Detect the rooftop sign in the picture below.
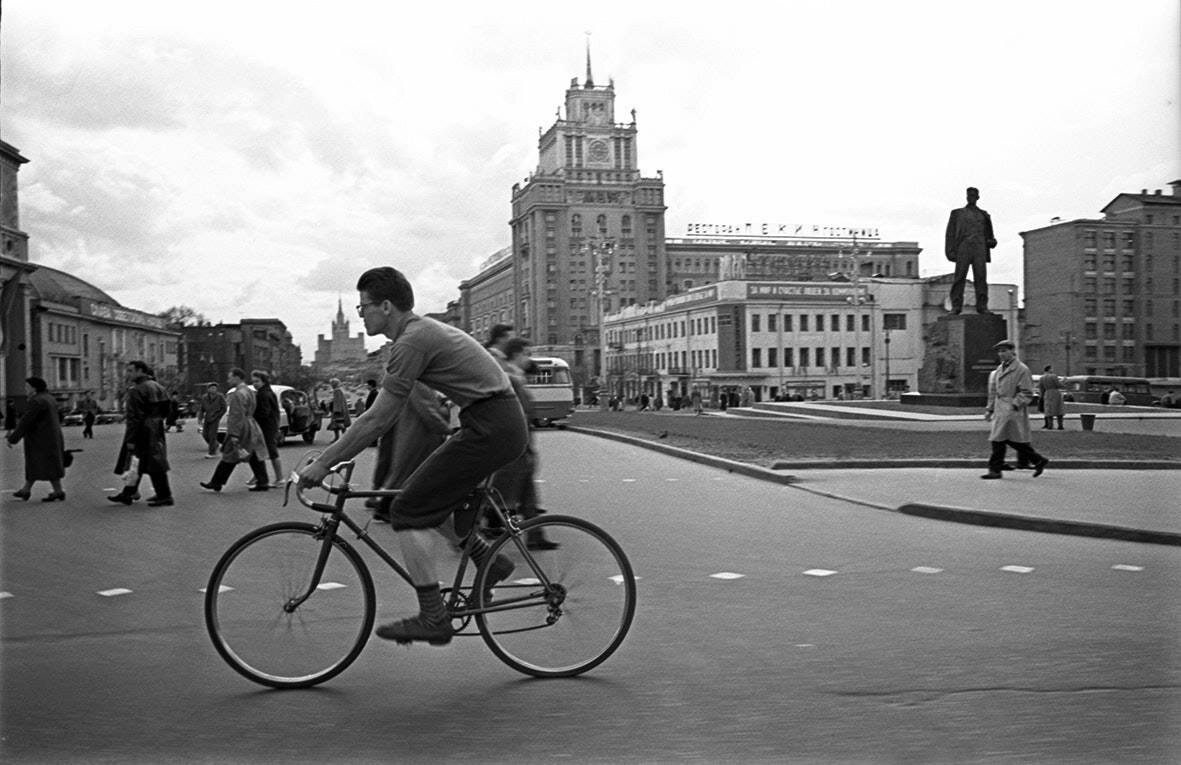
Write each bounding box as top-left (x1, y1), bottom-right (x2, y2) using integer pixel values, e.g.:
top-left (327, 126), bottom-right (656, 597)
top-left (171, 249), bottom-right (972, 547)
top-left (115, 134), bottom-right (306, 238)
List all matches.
top-left (686, 222), bottom-right (880, 240)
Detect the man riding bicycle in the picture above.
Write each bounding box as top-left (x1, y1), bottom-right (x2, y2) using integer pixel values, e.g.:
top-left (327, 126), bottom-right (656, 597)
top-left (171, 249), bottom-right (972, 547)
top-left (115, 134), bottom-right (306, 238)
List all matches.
top-left (297, 267), bottom-right (528, 645)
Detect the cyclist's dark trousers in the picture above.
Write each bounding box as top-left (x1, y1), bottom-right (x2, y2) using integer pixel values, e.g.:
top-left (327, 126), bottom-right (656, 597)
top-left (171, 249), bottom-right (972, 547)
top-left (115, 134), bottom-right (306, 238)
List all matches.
top-left (390, 393), bottom-right (528, 531)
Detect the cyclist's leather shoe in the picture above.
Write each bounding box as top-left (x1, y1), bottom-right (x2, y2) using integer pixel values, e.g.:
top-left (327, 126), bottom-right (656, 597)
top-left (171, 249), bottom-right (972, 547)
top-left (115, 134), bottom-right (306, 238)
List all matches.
top-left (375, 615), bottom-right (454, 646)
top-left (482, 554), bottom-right (515, 603)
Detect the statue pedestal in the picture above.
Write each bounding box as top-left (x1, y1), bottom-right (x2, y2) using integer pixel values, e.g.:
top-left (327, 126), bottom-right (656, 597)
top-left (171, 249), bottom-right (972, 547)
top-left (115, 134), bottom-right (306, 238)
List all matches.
top-left (908, 312), bottom-right (1008, 407)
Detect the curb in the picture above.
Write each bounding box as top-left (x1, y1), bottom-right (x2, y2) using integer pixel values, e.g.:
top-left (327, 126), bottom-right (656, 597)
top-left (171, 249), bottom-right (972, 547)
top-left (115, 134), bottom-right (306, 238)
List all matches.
top-left (897, 503), bottom-right (1181, 547)
top-left (770, 458), bottom-right (1181, 470)
top-left (565, 425), bottom-right (1180, 547)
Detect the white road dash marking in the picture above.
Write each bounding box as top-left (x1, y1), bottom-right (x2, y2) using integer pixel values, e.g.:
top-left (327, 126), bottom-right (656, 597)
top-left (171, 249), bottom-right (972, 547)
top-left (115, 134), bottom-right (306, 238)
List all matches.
top-left (1112, 564), bottom-right (1144, 572)
top-left (710, 572), bottom-right (745, 580)
top-left (316, 582), bottom-right (347, 590)
top-left (0, 592), bottom-right (12, 600)
top-left (912, 566), bottom-right (944, 574)
top-left (621, 478), bottom-right (637, 483)
top-left (1001, 566), bottom-right (1034, 574)
top-left (665, 478), bottom-right (680, 482)
top-left (803, 569), bottom-right (838, 577)
top-left (514, 577), bottom-right (542, 586)
top-left (608, 575), bottom-right (641, 585)
top-left (98, 588), bottom-right (133, 597)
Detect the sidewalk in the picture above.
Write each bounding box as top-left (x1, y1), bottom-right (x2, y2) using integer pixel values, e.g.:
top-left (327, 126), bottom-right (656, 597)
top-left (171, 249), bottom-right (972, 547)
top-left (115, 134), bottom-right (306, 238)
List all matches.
top-left (568, 425), bottom-right (1181, 546)
top-left (787, 467), bottom-right (1181, 546)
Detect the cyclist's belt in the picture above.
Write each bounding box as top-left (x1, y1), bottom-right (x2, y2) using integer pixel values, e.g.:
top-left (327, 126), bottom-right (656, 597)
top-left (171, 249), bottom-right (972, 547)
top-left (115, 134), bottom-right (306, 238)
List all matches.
top-left (462, 390), bottom-right (515, 412)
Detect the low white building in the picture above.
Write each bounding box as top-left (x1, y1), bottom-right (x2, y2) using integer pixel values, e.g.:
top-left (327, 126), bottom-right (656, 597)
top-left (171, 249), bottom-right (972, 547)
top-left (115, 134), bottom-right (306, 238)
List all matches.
top-left (602, 276), bottom-right (1018, 406)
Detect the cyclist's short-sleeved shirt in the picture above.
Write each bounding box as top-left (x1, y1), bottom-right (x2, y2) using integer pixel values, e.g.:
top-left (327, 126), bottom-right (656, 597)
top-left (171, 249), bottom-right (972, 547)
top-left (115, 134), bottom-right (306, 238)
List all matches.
top-left (381, 313), bottom-right (512, 419)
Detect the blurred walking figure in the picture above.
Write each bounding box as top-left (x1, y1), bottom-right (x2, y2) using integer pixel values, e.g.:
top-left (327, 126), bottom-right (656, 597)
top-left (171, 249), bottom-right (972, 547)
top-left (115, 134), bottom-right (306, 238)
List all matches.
top-left (1038, 365), bottom-right (1065, 430)
top-left (492, 337), bottom-right (557, 549)
top-left (690, 386), bottom-right (703, 415)
top-left (200, 368), bottom-right (271, 492)
top-left (251, 370), bottom-right (283, 485)
top-left (109, 361), bottom-right (173, 506)
top-left (327, 378), bottom-right (351, 442)
top-left (981, 341), bottom-right (1049, 480)
top-left (6, 376), bottom-right (66, 502)
top-left (368, 382), bottom-right (452, 523)
top-left (79, 391), bottom-right (99, 439)
top-left (196, 383), bottom-right (227, 458)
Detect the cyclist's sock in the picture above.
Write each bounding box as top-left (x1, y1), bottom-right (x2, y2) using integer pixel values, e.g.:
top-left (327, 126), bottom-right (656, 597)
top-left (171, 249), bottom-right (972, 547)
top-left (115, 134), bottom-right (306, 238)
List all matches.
top-left (415, 584), bottom-right (447, 626)
top-left (466, 534), bottom-right (494, 568)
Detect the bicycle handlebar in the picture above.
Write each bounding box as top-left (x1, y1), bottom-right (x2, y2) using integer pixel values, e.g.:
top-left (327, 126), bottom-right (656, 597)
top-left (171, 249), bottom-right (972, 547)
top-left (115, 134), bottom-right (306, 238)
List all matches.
top-left (284, 459), bottom-right (357, 513)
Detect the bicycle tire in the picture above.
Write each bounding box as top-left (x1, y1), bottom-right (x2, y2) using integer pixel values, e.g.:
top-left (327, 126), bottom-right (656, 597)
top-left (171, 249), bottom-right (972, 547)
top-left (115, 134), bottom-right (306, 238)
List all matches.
top-left (204, 522), bottom-right (376, 689)
top-left (474, 515), bottom-right (636, 678)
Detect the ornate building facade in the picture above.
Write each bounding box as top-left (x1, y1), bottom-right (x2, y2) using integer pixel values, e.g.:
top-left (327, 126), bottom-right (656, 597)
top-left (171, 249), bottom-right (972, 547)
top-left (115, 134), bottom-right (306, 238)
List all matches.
top-left (508, 53), bottom-right (668, 392)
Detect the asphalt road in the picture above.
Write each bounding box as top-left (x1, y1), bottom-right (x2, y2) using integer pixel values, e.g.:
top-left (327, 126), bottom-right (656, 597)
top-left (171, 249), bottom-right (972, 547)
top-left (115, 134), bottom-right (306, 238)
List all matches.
top-left (2, 423), bottom-right (1179, 763)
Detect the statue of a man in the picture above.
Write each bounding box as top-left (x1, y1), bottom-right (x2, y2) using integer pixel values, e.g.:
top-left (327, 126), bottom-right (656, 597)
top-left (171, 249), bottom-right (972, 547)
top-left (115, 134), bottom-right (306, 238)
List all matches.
top-left (945, 186), bottom-right (997, 314)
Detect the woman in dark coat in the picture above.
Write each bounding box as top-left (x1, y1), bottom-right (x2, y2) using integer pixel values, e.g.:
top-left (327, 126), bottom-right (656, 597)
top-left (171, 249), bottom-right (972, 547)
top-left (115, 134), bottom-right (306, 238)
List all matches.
top-left (6, 377), bottom-right (66, 501)
top-left (109, 361), bottom-right (173, 507)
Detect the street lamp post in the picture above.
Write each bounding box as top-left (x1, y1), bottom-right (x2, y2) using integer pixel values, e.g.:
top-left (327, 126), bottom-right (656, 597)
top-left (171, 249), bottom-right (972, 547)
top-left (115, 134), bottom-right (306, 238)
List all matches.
top-left (591, 237), bottom-right (615, 411)
top-left (883, 328), bottom-right (891, 399)
top-left (1062, 330), bottom-right (1074, 376)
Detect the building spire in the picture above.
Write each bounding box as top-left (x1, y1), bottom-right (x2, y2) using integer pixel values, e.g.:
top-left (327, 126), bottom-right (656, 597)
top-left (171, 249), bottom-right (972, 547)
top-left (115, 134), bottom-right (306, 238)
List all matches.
top-left (584, 32), bottom-right (594, 88)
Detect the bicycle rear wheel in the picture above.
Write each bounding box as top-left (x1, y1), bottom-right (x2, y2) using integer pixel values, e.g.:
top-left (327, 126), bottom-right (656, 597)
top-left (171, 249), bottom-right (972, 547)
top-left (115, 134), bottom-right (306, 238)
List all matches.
top-left (204, 522), bottom-right (375, 689)
top-left (475, 515), bottom-right (636, 677)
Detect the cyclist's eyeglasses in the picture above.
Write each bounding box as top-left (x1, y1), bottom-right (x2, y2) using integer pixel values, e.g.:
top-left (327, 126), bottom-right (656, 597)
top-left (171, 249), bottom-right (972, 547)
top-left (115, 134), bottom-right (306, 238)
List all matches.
top-left (356, 301), bottom-right (380, 316)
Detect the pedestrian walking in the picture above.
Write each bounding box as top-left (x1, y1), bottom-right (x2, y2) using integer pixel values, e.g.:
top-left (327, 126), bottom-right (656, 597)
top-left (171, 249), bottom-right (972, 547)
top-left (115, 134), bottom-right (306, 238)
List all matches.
top-left (6, 376), bottom-right (66, 502)
top-left (980, 340), bottom-right (1049, 480)
top-left (491, 337), bottom-right (557, 549)
top-left (251, 370), bottom-right (283, 486)
top-left (368, 382), bottom-right (452, 523)
top-left (200, 368), bottom-right (271, 492)
top-left (327, 378), bottom-right (351, 442)
top-left (196, 383), bottom-right (227, 458)
top-left (79, 391), bottom-right (99, 439)
top-left (108, 361), bottom-right (173, 506)
top-left (1038, 365), bottom-right (1065, 430)
top-left (690, 387), bottom-right (703, 415)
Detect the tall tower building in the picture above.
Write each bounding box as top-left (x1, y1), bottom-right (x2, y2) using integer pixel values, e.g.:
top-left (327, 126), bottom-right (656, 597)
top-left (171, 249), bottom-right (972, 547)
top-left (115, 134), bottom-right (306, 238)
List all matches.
top-left (510, 48), bottom-right (667, 389)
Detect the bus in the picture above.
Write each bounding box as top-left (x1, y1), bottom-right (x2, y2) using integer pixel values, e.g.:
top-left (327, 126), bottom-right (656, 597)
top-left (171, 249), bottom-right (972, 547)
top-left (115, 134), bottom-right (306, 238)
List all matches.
top-left (1060, 375), bottom-right (1155, 406)
top-left (525, 356), bottom-right (575, 427)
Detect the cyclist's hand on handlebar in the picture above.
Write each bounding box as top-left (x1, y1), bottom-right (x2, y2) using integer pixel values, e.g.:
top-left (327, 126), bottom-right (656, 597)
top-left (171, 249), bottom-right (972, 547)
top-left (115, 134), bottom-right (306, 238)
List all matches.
top-left (296, 461), bottom-right (330, 489)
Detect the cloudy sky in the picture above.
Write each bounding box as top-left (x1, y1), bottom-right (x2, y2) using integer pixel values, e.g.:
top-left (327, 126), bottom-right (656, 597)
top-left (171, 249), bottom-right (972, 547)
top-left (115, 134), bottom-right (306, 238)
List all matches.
top-left (3, 0), bottom-right (1178, 352)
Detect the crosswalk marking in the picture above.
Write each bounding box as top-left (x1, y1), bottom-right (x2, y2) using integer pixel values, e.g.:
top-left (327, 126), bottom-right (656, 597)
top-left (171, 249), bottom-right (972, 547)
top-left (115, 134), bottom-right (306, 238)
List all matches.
top-left (911, 566), bottom-right (944, 574)
top-left (1001, 566), bottom-right (1034, 574)
top-left (608, 574), bottom-right (641, 585)
top-left (1112, 564), bottom-right (1145, 572)
top-left (97, 588), bottom-right (133, 597)
top-left (710, 572), bottom-right (745, 580)
top-left (803, 569), bottom-right (838, 577)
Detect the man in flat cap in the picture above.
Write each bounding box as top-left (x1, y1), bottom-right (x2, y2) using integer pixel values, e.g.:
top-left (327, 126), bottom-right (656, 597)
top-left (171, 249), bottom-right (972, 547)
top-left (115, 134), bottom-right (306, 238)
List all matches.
top-left (981, 340), bottom-right (1049, 479)
top-left (945, 186), bottom-right (997, 314)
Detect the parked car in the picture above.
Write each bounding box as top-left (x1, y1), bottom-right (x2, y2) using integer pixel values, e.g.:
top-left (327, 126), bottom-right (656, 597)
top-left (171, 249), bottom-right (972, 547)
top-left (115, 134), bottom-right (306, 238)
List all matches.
top-left (217, 385), bottom-right (322, 444)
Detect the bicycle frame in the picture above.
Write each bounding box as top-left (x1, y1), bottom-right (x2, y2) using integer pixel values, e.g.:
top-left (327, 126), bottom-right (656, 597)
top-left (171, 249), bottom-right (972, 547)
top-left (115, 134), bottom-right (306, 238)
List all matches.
top-left (283, 461), bottom-right (557, 624)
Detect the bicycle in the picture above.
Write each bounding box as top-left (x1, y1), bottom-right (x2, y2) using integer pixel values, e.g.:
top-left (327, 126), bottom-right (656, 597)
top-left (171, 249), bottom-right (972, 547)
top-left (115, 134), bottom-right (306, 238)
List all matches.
top-left (203, 460), bottom-right (637, 689)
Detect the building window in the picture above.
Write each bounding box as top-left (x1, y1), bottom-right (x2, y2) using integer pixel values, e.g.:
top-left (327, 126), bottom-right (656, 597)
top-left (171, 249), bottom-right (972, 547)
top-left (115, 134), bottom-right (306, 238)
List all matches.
top-left (1103, 323), bottom-right (1116, 340)
top-left (815, 348), bottom-right (825, 368)
top-left (1083, 253), bottom-right (1096, 271)
top-left (768, 314), bottom-right (777, 332)
top-left (815, 314), bottom-right (824, 332)
top-left (799, 348), bottom-right (810, 367)
top-left (751, 314), bottom-right (761, 332)
top-left (784, 315), bottom-right (793, 332)
top-left (1083, 277), bottom-right (1097, 293)
top-left (1103, 299), bottom-right (1116, 317)
top-left (861, 347), bottom-right (870, 365)
top-left (846, 347), bottom-right (856, 366)
top-left (1103, 232), bottom-right (1116, 250)
top-left (861, 315), bottom-right (870, 332)
top-left (831, 314), bottom-right (840, 330)
top-left (1084, 230), bottom-right (1097, 249)
top-left (784, 348), bottom-right (794, 367)
top-left (1085, 322), bottom-right (1097, 340)
top-left (882, 313), bottom-right (907, 330)
top-left (1084, 298), bottom-right (1097, 316)
top-left (846, 314), bottom-right (854, 332)
top-left (800, 315), bottom-right (809, 332)
top-left (768, 348), bottom-right (778, 367)
top-left (1123, 299), bottom-right (1135, 315)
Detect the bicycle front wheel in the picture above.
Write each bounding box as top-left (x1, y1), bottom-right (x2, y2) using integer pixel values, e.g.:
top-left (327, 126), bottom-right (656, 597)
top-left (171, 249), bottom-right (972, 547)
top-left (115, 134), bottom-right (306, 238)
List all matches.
top-left (475, 515), bottom-right (636, 678)
top-left (204, 522), bottom-right (376, 689)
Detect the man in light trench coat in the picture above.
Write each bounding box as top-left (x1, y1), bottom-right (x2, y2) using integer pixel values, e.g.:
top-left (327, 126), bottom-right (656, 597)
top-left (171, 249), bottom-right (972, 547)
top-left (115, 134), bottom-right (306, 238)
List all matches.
top-left (981, 340), bottom-right (1050, 479)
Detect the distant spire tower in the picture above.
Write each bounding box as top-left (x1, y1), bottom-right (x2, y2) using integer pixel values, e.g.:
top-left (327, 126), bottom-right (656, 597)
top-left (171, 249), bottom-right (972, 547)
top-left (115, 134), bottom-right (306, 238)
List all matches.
top-left (584, 32), bottom-right (594, 88)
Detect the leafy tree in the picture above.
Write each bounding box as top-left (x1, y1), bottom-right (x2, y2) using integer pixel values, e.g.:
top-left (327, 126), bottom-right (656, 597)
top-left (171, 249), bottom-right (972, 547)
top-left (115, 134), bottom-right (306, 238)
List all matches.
top-left (158, 305), bottom-right (208, 329)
